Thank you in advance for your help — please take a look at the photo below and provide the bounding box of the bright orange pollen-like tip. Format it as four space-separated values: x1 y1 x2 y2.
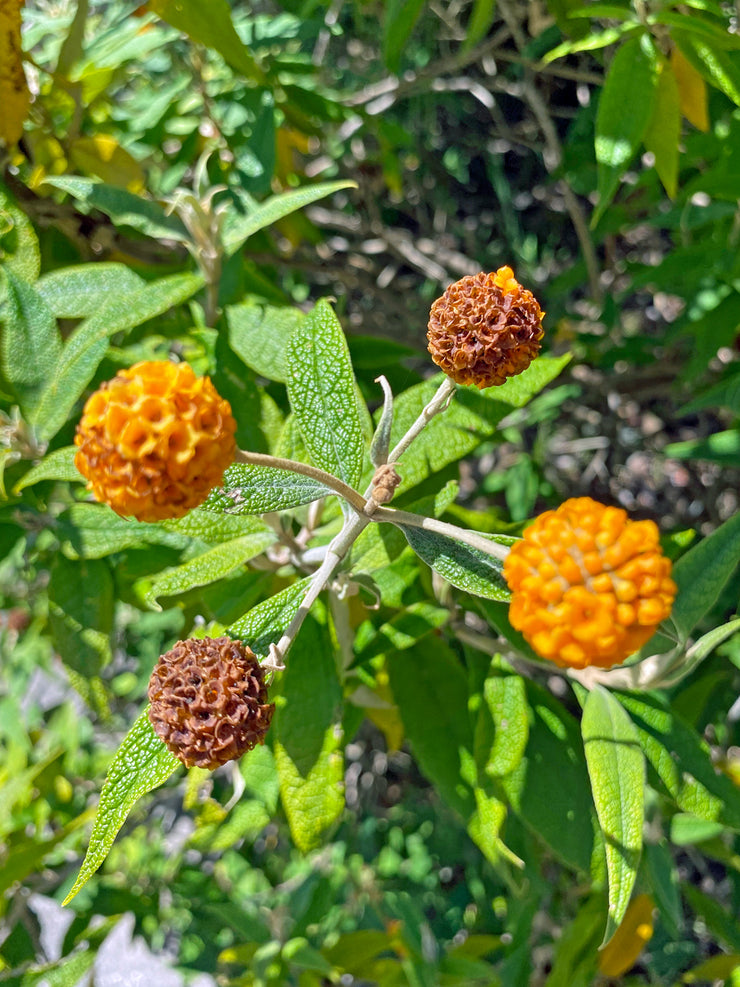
74 360 237 522
502 497 676 669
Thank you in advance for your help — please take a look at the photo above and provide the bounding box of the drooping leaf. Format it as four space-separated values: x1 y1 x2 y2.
36 263 146 318
673 31 740 105
222 182 357 257
43 177 188 241
618 692 740 832
227 578 311 659
644 60 681 198
0 271 62 418
273 617 344 851
593 34 660 225
137 531 275 610
226 302 303 382
63 709 180 904
32 272 204 440
150 0 263 79
286 298 365 489
670 45 710 130
387 638 475 819
205 462 333 515
48 556 114 677
581 687 645 944
398 524 512 601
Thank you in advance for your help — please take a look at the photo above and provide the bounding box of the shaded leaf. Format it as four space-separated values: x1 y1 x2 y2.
644 61 681 198
383 0 426 73
227 578 310 659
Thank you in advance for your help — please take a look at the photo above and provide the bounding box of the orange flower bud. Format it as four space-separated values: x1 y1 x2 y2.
503 498 676 669
148 637 274 769
427 267 544 388
74 360 236 522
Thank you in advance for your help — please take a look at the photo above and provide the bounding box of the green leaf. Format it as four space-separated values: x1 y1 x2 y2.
665 428 740 464
205 463 332 515
674 31 740 105
63 709 180 904
668 508 740 642
0 271 62 418
670 812 724 845
0 181 40 281
57 503 190 560
618 692 740 832
226 302 304 382
162 506 269 544
43 177 188 241
482 672 529 779
6 949 98 987
14 446 80 492
644 840 682 938
544 894 604 987
227 578 311 659
543 24 640 63
286 299 365 489
389 356 571 496
387 638 475 819
462 0 498 53
499 683 594 872
398 524 511 601
581 687 644 944
353 601 448 663
137 531 275 609
48 556 113 677
32 272 205 440
223 181 357 257
36 263 146 318
383 0 426 73
150 0 264 80
593 35 660 225
644 60 681 198
273 617 344 852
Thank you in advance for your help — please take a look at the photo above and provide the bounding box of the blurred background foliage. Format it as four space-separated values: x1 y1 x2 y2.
1 0 740 985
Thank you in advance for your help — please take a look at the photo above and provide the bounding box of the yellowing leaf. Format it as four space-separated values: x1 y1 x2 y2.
598 894 655 977
670 46 709 132
68 135 146 192
0 0 30 147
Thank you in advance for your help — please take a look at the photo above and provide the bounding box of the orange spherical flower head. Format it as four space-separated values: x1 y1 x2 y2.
427 267 544 388
74 360 236 522
148 637 274 770
503 497 676 670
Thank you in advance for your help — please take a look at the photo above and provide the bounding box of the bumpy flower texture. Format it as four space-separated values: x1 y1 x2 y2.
148 637 274 769
75 360 236 522
427 266 544 388
503 498 676 669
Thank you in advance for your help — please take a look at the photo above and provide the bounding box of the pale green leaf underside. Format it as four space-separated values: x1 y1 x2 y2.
399 524 511 600
205 463 332 515
286 298 365 488
582 687 645 945
63 709 180 904
36 263 146 318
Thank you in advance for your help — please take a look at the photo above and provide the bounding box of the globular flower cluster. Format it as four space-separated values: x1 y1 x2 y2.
503 497 676 669
74 360 236 522
427 267 544 388
148 636 274 769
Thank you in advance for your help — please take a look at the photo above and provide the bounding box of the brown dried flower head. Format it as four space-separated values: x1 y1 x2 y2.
74 360 236 522
427 267 544 388
148 636 274 769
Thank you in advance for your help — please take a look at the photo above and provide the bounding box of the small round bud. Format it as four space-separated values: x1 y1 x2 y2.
427 267 544 388
148 636 274 769
74 360 236 522
503 497 676 669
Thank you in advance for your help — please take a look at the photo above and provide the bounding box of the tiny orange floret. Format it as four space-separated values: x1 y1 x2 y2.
503 497 676 669
74 360 236 522
427 266 544 388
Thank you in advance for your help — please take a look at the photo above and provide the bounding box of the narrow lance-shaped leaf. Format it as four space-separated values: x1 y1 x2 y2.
644 60 680 199
581 687 645 945
205 463 333 515
593 34 660 226
399 524 512 601
63 710 180 904
286 298 365 489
